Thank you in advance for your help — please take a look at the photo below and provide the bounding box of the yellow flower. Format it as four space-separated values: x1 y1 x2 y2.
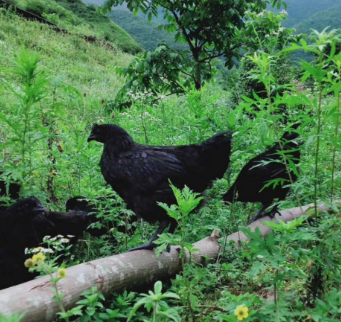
24 258 36 268
234 305 249 321
32 252 46 263
58 268 66 279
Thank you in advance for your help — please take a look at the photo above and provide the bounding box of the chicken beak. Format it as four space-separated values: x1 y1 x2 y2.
34 205 48 213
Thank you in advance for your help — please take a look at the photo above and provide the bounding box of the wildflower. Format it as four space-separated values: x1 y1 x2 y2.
67 235 75 238
24 258 36 268
32 247 42 253
234 305 249 321
280 9 288 15
60 238 70 243
32 252 46 263
43 235 51 241
42 248 54 254
58 268 66 279
57 234 64 238
50 237 57 241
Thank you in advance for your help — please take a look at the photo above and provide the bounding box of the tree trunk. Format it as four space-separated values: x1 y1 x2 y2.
0 200 339 321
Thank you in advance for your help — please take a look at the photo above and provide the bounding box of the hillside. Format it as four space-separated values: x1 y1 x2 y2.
3 0 142 54
108 9 186 51
0 8 134 201
293 5 341 35
82 0 341 51
82 0 105 4
270 0 341 27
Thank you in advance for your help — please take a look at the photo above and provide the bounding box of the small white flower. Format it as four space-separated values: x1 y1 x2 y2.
67 235 75 238
60 238 70 243
57 234 64 238
42 248 54 254
280 9 288 15
43 235 51 241
330 70 339 77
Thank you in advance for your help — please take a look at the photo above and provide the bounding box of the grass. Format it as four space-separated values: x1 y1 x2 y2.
3 0 143 54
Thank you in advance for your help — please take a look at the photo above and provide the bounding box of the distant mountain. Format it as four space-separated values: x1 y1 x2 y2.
82 0 341 53
293 5 341 34
272 0 341 27
108 9 185 51
82 0 106 5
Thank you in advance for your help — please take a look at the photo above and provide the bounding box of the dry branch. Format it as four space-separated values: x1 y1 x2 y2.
0 200 339 321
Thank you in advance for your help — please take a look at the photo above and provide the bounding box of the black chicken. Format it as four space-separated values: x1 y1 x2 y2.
0 197 54 250
0 197 111 289
88 123 233 251
0 246 33 290
223 124 301 222
66 196 136 236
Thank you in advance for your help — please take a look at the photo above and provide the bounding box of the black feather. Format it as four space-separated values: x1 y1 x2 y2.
224 124 302 221
88 123 233 250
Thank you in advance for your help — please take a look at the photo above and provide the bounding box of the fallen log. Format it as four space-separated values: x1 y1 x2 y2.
222 199 340 244
0 200 339 321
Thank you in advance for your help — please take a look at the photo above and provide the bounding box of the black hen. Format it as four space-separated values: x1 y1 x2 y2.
66 196 136 236
0 197 111 290
88 123 233 251
0 197 54 250
0 246 34 290
223 124 301 222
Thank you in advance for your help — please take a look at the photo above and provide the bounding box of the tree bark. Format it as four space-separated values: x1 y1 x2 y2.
0 200 339 321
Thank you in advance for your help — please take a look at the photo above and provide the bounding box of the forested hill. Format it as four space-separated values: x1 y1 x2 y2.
278 0 341 27
82 0 106 4
107 9 186 51
293 5 341 34
82 0 341 51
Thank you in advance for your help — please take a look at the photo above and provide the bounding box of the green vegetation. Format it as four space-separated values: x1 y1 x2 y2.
293 5 341 35
103 0 295 109
275 0 341 27
108 9 186 51
4 0 142 54
1 2 341 322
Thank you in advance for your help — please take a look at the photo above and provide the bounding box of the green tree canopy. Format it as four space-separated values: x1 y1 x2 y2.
101 0 290 108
